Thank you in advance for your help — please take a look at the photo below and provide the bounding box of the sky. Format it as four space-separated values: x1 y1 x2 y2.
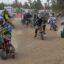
0 0 47 5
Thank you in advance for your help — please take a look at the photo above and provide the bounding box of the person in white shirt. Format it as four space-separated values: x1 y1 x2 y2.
48 13 57 31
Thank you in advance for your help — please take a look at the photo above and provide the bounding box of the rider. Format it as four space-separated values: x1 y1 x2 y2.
2 9 14 43
0 14 5 45
0 13 13 50
3 9 14 28
48 13 57 30
34 15 47 37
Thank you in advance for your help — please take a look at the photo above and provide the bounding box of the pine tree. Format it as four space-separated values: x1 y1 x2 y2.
23 2 30 9
0 3 4 10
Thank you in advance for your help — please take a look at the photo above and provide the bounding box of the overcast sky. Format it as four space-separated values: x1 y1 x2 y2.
0 0 47 5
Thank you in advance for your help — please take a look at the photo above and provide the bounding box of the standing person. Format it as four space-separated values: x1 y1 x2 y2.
34 16 47 38
25 12 32 27
48 13 57 31
22 13 27 25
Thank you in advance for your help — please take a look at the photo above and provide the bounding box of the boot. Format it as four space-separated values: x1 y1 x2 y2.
34 29 38 37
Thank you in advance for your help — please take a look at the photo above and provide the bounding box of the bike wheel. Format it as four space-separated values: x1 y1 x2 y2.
1 50 8 60
40 32 44 40
61 31 64 38
53 25 57 31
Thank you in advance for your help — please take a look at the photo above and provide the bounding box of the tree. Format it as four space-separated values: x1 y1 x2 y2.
15 0 18 6
36 0 43 10
0 3 4 10
44 3 48 10
11 0 23 13
57 0 64 10
23 2 30 9
12 0 22 8
30 0 43 10
47 0 49 7
28 0 32 5
30 0 37 9
51 0 64 13
51 0 57 11
23 0 43 10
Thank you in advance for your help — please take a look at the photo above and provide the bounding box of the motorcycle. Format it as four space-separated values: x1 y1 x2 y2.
60 22 64 38
0 35 15 60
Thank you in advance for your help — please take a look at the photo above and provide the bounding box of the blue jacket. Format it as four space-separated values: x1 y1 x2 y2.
3 22 13 33
0 15 3 21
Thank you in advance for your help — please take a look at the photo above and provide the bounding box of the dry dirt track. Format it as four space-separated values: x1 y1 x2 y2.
0 18 64 64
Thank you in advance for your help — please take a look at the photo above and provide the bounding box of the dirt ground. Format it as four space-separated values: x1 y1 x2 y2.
0 18 64 64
